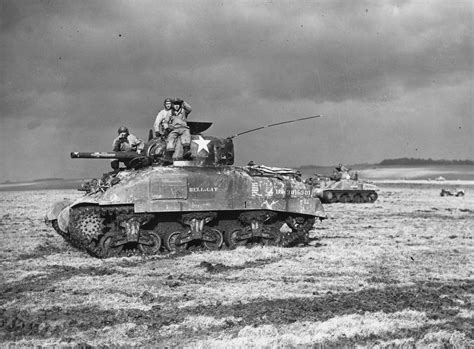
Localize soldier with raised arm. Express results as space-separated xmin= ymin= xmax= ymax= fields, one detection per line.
xmin=163 ymin=98 xmax=192 ymax=160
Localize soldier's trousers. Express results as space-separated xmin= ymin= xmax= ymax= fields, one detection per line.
xmin=166 ymin=127 xmax=191 ymax=150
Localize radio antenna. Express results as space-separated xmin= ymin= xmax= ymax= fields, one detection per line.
xmin=229 ymin=115 xmax=322 ymax=138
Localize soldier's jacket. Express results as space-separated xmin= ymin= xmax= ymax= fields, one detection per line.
xmin=154 ymin=108 xmax=172 ymax=135
xmin=112 ymin=134 xmax=144 ymax=153
xmin=164 ymin=101 xmax=192 ymax=129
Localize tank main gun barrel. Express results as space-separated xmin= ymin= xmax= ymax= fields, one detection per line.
xmin=71 ymin=151 xmax=140 ymax=160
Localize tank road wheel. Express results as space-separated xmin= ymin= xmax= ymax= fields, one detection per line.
xmin=98 ymin=231 xmax=124 ymax=258
xmin=138 ymin=231 xmax=162 ymax=255
xmin=367 ymin=192 xmax=378 ymax=203
xmin=261 ymin=226 xmax=282 ymax=246
xmin=353 ymin=194 xmax=363 ymax=203
xmin=164 ymin=231 xmax=188 ymax=252
xmin=339 ymin=194 xmax=350 ymax=203
xmin=202 ymin=227 xmax=224 ymax=250
xmin=224 ymin=228 xmax=249 ymax=249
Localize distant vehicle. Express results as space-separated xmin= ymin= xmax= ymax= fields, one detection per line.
xmin=440 ymin=189 xmax=465 ymax=197
xmin=306 ymin=166 xmax=379 ymax=204
xmin=435 ymin=176 xmax=446 ymax=181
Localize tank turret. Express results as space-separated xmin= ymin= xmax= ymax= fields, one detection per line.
xmin=69 ymin=122 xmax=234 ymax=169
xmin=45 ymin=117 xmax=326 ymax=258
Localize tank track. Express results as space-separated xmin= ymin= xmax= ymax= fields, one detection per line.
xmin=322 ymin=190 xmax=378 ymax=204
xmin=66 ymin=205 xmax=317 ymax=258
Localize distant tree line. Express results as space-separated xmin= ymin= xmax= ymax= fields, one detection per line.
xmin=379 ymin=158 xmax=474 ymax=166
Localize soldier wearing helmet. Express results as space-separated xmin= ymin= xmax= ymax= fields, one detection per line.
xmin=153 ymin=98 xmax=173 ymax=139
xmin=332 ymin=163 xmax=350 ymax=180
xmin=111 ymin=126 xmax=144 ymax=170
xmin=163 ymin=98 xmax=192 ymax=160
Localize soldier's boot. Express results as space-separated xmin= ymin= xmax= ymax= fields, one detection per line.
xmin=183 ymin=145 xmax=192 ymax=160
xmin=164 ymin=149 xmax=174 ymax=163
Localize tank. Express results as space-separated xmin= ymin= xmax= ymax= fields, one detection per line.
xmin=45 ymin=121 xmax=326 ymax=258
xmin=306 ymin=166 xmax=379 ymax=203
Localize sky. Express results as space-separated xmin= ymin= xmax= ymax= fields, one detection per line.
xmin=0 ymin=0 xmax=472 ymax=182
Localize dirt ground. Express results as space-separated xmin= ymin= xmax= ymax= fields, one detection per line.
xmin=0 ymin=186 xmax=473 ymax=347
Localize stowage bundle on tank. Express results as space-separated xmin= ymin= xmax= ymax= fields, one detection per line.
xmin=45 ymin=121 xmax=326 ymax=258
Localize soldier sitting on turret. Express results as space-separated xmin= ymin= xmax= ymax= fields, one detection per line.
xmin=111 ymin=126 xmax=145 ymax=170
xmin=163 ymin=98 xmax=192 ymax=160
xmin=153 ymin=97 xmax=172 ymax=139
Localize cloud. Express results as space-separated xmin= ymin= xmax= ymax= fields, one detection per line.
xmin=26 ymin=119 xmax=42 ymax=130
xmin=0 ymin=0 xmax=472 ymax=181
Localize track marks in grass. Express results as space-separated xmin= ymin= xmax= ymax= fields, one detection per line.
xmin=198 ymin=257 xmax=281 ymax=274
xmin=185 ymin=280 xmax=473 ymax=326
xmin=17 ymin=241 xmax=64 ymax=260
xmin=0 ymin=265 xmax=125 ymax=304
xmin=2 ymin=280 xmax=471 ymax=343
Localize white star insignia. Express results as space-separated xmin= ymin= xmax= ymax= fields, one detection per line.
xmin=193 ymin=135 xmax=211 ymax=154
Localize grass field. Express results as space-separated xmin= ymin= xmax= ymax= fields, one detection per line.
xmin=0 ymin=186 xmax=473 ymax=347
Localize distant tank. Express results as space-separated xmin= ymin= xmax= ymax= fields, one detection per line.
xmin=306 ymin=165 xmax=379 ymax=203
xmin=45 ymin=121 xmax=326 ymax=258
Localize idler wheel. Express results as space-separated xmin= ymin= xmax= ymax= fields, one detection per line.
xmin=164 ymin=231 xmax=188 ymax=252
xmin=367 ymin=192 xmax=378 ymax=202
xmin=201 ymin=228 xmax=223 ymax=250
xmin=224 ymin=228 xmax=249 ymax=249
xmin=99 ymin=231 xmax=124 ymax=258
xmin=138 ymin=231 xmax=162 ymax=255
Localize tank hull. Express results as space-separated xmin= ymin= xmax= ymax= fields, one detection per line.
xmin=311 ymin=178 xmax=379 ymax=204
xmin=46 ymin=165 xmax=326 ymax=258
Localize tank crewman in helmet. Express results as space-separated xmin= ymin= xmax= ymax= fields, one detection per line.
xmin=163 ymin=98 xmax=192 ymax=160
xmin=111 ymin=126 xmax=145 ymax=170
xmin=153 ymin=98 xmax=173 ymax=139
xmin=332 ymin=163 xmax=350 ymax=180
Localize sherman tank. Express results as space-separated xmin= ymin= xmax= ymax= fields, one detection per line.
xmin=45 ymin=121 xmax=326 ymax=258
xmin=306 ymin=166 xmax=379 ymax=203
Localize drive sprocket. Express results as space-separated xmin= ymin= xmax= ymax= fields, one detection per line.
xmin=69 ymin=206 xmax=105 ymax=254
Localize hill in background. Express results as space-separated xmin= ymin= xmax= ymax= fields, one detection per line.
xmin=1 ymin=158 xmax=473 ymax=191
xmin=299 ymin=158 xmax=474 ymax=181
xmin=378 ymin=158 xmax=474 ymax=166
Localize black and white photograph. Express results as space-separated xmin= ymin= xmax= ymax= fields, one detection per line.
xmin=1 ymin=0 xmax=473 ymax=347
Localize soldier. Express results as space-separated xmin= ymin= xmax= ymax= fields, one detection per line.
xmin=153 ymin=97 xmax=172 ymax=139
xmin=111 ymin=126 xmax=145 ymax=170
xmin=333 ymin=163 xmax=350 ymax=180
xmin=163 ymin=98 xmax=192 ymax=160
